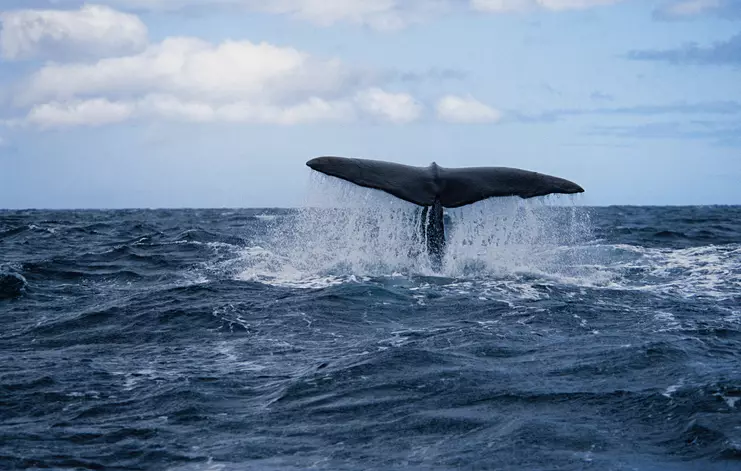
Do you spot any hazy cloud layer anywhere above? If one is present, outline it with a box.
[588,120,741,146]
[511,101,741,123]
[0,5,148,61]
[627,32,741,65]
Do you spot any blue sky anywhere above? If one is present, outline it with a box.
[1,0,740,208]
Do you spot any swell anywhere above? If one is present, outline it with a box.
[266,342,740,466]
[7,281,254,347]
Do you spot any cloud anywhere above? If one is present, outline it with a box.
[0,5,148,61]
[627,32,741,65]
[20,90,426,128]
[17,93,424,128]
[653,0,741,20]
[471,0,625,13]
[8,33,429,127]
[26,99,135,127]
[355,88,422,123]
[17,37,354,105]
[21,96,356,127]
[436,95,501,123]
[144,94,357,124]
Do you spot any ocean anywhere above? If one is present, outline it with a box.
[1,187,740,470]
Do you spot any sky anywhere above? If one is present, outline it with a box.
[0,0,740,208]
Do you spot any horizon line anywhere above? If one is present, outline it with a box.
[2,204,741,211]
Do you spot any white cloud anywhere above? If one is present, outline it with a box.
[19,37,352,106]
[20,91,428,128]
[471,0,624,12]
[10,34,425,127]
[0,5,147,61]
[137,94,356,125]
[436,95,501,123]
[355,88,422,124]
[22,95,356,127]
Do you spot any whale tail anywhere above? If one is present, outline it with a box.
[306,156,584,209]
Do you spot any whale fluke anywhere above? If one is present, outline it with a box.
[306,156,583,208]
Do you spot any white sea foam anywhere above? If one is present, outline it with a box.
[604,244,741,300]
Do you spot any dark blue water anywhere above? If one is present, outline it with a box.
[1,203,740,470]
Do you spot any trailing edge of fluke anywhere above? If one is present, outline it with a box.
[306,156,584,208]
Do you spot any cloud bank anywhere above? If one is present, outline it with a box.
[0,5,509,128]
[9,35,429,127]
